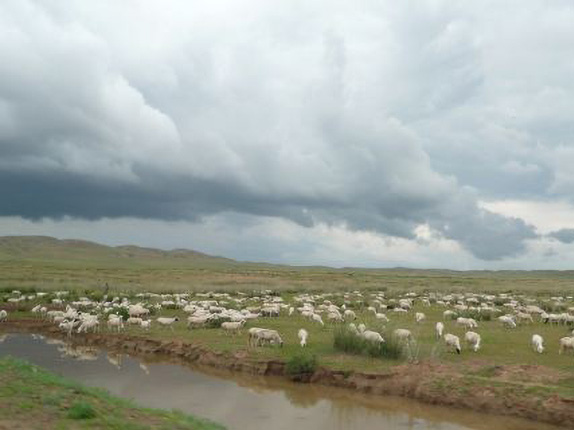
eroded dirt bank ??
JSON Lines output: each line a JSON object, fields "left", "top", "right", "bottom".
{"left": 2, "top": 319, "right": 573, "bottom": 428}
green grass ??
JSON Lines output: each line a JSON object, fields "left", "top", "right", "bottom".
{"left": 67, "top": 402, "right": 97, "bottom": 419}
{"left": 3, "top": 235, "right": 574, "bottom": 295}
{"left": 285, "top": 353, "right": 318, "bottom": 376}
{"left": 0, "top": 357, "right": 225, "bottom": 429}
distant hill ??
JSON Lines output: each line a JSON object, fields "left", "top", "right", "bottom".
{"left": 1, "top": 235, "right": 574, "bottom": 293}
{"left": 0, "top": 236, "right": 235, "bottom": 266}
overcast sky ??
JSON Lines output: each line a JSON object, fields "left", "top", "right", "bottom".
{"left": 1, "top": 0, "right": 574, "bottom": 269}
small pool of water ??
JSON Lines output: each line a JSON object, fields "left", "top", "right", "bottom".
{"left": 0, "top": 334, "right": 560, "bottom": 430}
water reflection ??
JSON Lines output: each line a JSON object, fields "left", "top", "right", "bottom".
{"left": 0, "top": 334, "right": 560, "bottom": 430}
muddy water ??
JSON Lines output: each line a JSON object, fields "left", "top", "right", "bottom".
{"left": 0, "top": 334, "right": 559, "bottom": 430}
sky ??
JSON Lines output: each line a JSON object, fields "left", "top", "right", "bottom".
{"left": 1, "top": 0, "right": 574, "bottom": 269}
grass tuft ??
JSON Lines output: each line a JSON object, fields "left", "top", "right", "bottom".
{"left": 285, "top": 353, "right": 318, "bottom": 376}
{"left": 67, "top": 402, "right": 97, "bottom": 419}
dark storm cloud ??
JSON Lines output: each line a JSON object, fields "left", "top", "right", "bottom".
{"left": 548, "top": 229, "right": 574, "bottom": 244}
{"left": 1, "top": 0, "right": 559, "bottom": 261}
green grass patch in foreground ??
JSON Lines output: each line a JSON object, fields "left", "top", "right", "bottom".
{"left": 0, "top": 357, "right": 225, "bottom": 430}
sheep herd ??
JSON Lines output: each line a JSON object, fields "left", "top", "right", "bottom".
{"left": 1, "top": 288, "right": 574, "bottom": 362}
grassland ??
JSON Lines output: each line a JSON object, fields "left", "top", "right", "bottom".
{"left": 0, "top": 356, "right": 224, "bottom": 430}
{"left": 2, "top": 235, "right": 574, "bottom": 426}
{"left": 2, "top": 235, "right": 574, "bottom": 295}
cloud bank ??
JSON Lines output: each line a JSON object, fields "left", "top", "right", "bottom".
{"left": 2, "top": 1, "right": 574, "bottom": 264}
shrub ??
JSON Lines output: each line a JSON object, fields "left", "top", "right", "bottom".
{"left": 285, "top": 353, "right": 318, "bottom": 376}
{"left": 67, "top": 402, "right": 96, "bottom": 419}
{"left": 333, "top": 328, "right": 403, "bottom": 360}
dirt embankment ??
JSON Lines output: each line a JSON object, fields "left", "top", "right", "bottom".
{"left": 2, "top": 319, "right": 573, "bottom": 428}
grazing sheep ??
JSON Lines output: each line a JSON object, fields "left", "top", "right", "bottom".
{"left": 435, "top": 322, "right": 444, "bottom": 339}
{"left": 311, "top": 313, "right": 324, "bottom": 326}
{"left": 298, "top": 328, "right": 308, "bottom": 347}
{"left": 362, "top": 330, "right": 385, "bottom": 345}
{"left": 347, "top": 323, "right": 360, "bottom": 335}
{"left": 531, "top": 334, "right": 544, "bottom": 354}
{"left": 59, "top": 319, "right": 76, "bottom": 337}
{"left": 327, "top": 312, "right": 344, "bottom": 323}
{"left": 375, "top": 313, "right": 389, "bottom": 322}
{"left": 498, "top": 315, "right": 517, "bottom": 328}
{"left": 248, "top": 327, "right": 265, "bottom": 347}
{"left": 221, "top": 320, "right": 245, "bottom": 335}
{"left": 357, "top": 323, "right": 367, "bottom": 333}
{"left": 127, "top": 317, "right": 143, "bottom": 326}
{"left": 107, "top": 316, "right": 124, "bottom": 333}
{"left": 249, "top": 328, "right": 284, "bottom": 347}
{"left": 343, "top": 310, "right": 357, "bottom": 321}
{"left": 444, "top": 333, "right": 462, "bottom": 354}
{"left": 187, "top": 315, "right": 211, "bottom": 329}
{"left": 456, "top": 317, "right": 478, "bottom": 330}
{"left": 288, "top": 307, "right": 294, "bottom": 316}
{"left": 128, "top": 304, "right": 149, "bottom": 318}
{"left": 559, "top": 337, "right": 574, "bottom": 355}
{"left": 156, "top": 317, "right": 179, "bottom": 330}
{"left": 140, "top": 320, "right": 151, "bottom": 330}
{"left": 0, "top": 310, "right": 7, "bottom": 322}
{"left": 393, "top": 328, "right": 412, "bottom": 341}
{"left": 77, "top": 318, "right": 99, "bottom": 334}
{"left": 415, "top": 312, "right": 426, "bottom": 324}
{"left": 464, "top": 331, "right": 481, "bottom": 352}
{"left": 516, "top": 312, "right": 534, "bottom": 324}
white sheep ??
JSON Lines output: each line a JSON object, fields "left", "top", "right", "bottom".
{"left": 559, "top": 337, "right": 574, "bottom": 355}
{"left": 393, "top": 328, "right": 412, "bottom": 341}
{"left": 107, "top": 316, "right": 124, "bottom": 333}
{"left": 464, "top": 331, "right": 481, "bottom": 352}
{"left": 0, "top": 310, "right": 7, "bottom": 322}
{"left": 375, "top": 313, "right": 389, "bottom": 322}
{"left": 444, "top": 333, "right": 462, "bottom": 354}
{"left": 362, "top": 330, "right": 385, "bottom": 345}
{"left": 77, "top": 318, "right": 99, "bottom": 334}
{"left": 415, "top": 312, "right": 426, "bottom": 323}
{"left": 498, "top": 315, "right": 517, "bottom": 328}
{"left": 249, "top": 328, "right": 284, "bottom": 347}
{"left": 156, "top": 316, "right": 179, "bottom": 330}
{"left": 456, "top": 317, "right": 478, "bottom": 330}
{"left": 435, "top": 322, "right": 444, "bottom": 339}
{"left": 343, "top": 310, "right": 357, "bottom": 321}
{"left": 347, "top": 323, "right": 360, "bottom": 335}
{"left": 140, "top": 320, "right": 151, "bottom": 330}
{"left": 221, "top": 320, "right": 245, "bottom": 335}
{"left": 59, "top": 319, "right": 76, "bottom": 337}
{"left": 531, "top": 334, "right": 544, "bottom": 354}
{"left": 298, "top": 328, "right": 308, "bottom": 347}
{"left": 327, "top": 312, "right": 344, "bottom": 323}
{"left": 516, "top": 312, "right": 533, "bottom": 324}
{"left": 311, "top": 313, "right": 324, "bottom": 326}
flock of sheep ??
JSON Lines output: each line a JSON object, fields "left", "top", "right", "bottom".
{"left": 2, "top": 288, "right": 574, "bottom": 359}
